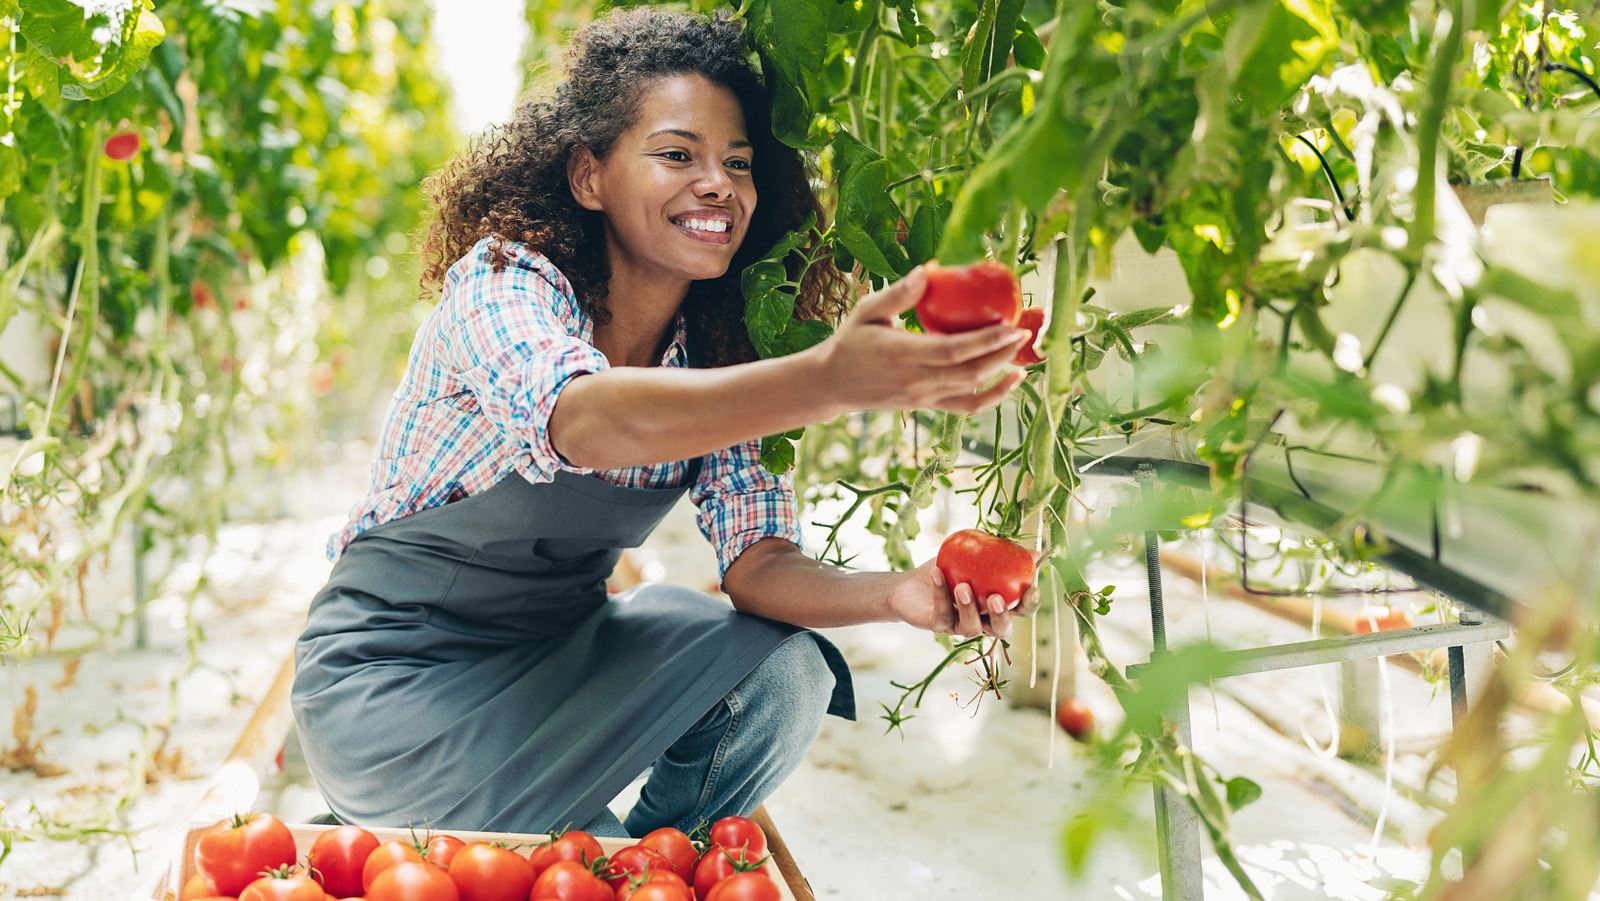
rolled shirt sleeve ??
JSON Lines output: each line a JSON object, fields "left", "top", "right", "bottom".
{"left": 693, "top": 439, "right": 804, "bottom": 579}
{"left": 440, "top": 243, "right": 611, "bottom": 475}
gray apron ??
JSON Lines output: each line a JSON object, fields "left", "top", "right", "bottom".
{"left": 291, "top": 461, "right": 855, "bottom": 834}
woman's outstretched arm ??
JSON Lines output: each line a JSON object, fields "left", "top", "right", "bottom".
{"left": 548, "top": 266, "right": 1027, "bottom": 471}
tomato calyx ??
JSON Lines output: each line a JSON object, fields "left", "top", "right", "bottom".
{"left": 715, "top": 845, "right": 772, "bottom": 874}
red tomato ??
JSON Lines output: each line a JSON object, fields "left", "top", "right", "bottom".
{"left": 446, "top": 842, "right": 533, "bottom": 901}
{"left": 636, "top": 828, "right": 697, "bottom": 883}
{"left": 1012, "top": 307, "right": 1046, "bottom": 366}
{"left": 362, "top": 841, "right": 425, "bottom": 893}
{"left": 703, "top": 873, "right": 779, "bottom": 901}
{"left": 528, "top": 842, "right": 559, "bottom": 877}
{"left": 103, "top": 130, "right": 140, "bottom": 160}
{"left": 707, "top": 818, "right": 765, "bottom": 860}
{"left": 180, "top": 872, "right": 218, "bottom": 900}
{"left": 617, "top": 868, "right": 691, "bottom": 901}
{"left": 530, "top": 860, "right": 612, "bottom": 901}
{"left": 548, "top": 831, "right": 605, "bottom": 869}
{"left": 422, "top": 834, "right": 465, "bottom": 869}
{"left": 367, "top": 860, "right": 460, "bottom": 901}
{"left": 935, "top": 529, "right": 1036, "bottom": 609}
{"left": 1054, "top": 698, "right": 1095, "bottom": 742}
{"left": 1354, "top": 605, "right": 1414, "bottom": 634}
{"left": 601, "top": 845, "right": 671, "bottom": 887}
{"left": 915, "top": 261, "right": 1022, "bottom": 335}
{"left": 194, "top": 813, "right": 299, "bottom": 896}
{"left": 623, "top": 884, "right": 691, "bottom": 901}
{"left": 240, "top": 868, "right": 328, "bottom": 901}
{"left": 691, "top": 847, "right": 766, "bottom": 901}
{"left": 307, "top": 825, "right": 380, "bottom": 898}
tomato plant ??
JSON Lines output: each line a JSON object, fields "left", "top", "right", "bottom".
{"left": 308, "top": 824, "right": 381, "bottom": 898}
{"left": 193, "top": 813, "right": 298, "bottom": 897}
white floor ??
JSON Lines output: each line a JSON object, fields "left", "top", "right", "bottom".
{"left": 0, "top": 445, "right": 1508, "bottom": 900}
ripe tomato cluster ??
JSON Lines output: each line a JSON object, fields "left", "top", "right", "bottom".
{"left": 182, "top": 812, "right": 783, "bottom": 901}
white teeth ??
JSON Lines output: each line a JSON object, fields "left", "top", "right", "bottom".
{"left": 676, "top": 218, "right": 729, "bottom": 233}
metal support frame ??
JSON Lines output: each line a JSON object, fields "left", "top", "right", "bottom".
{"left": 1124, "top": 465, "right": 1508, "bottom": 900}
{"left": 1136, "top": 465, "right": 1206, "bottom": 901}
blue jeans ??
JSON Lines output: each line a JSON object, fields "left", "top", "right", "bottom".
{"left": 577, "top": 632, "right": 835, "bottom": 839}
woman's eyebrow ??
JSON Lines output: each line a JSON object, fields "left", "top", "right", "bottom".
{"left": 645, "top": 127, "right": 752, "bottom": 150}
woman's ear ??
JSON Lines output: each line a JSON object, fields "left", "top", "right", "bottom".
{"left": 567, "top": 145, "right": 604, "bottom": 212}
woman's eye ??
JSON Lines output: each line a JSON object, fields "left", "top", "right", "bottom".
{"left": 726, "top": 158, "right": 752, "bottom": 171}
{"left": 658, "top": 151, "right": 690, "bottom": 162}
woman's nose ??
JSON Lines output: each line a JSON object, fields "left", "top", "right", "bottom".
{"left": 694, "top": 161, "right": 734, "bottom": 199}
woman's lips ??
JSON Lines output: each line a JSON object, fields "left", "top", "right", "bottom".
{"left": 670, "top": 218, "right": 733, "bottom": 245}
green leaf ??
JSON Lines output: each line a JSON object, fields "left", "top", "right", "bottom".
{"left": 744, "top": 0, "right": 828, "bottom": 148}
{"left": 1228, "top": 0, "right": 1337, "bottom": 112}
{"left": 741, "top": 213, "right": 817, "bottom": 356}
{"left": 889, "top": 0, "right": 934, "bottom": 47}
{"left": 831, "top": 131, "right": 910, "bottom": 277}
{"left": 769, "top": 317, "right": 833, "bottom": 357}
{"left": 1224, "top": 776, "right": 1263, "bottom": 811}
{"left": 23, "top": 0, "right": 165, "bottom": 102}
{"left": 1012, "top": 18, "right": 1046, "bottom": 70}
{"left": 758, "top": 433, "right": 798, "bottom": 474}
{"left": 904, "top": 201, "right": 949, "bottom": 268}
{"left": 0, "top": 143, "right": 21, "bottom": 199}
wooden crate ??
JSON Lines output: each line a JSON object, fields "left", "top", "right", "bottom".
{"left": 155, "top": 815, "right": 807, "bottom": 900}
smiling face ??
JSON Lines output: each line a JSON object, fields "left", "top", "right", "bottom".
{"left": 568, "top": 74, "right": 756, "bottom": 292}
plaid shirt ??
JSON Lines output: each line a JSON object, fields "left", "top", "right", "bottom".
{"left": 328, "top": 236, "right": 802, "bottom": 577}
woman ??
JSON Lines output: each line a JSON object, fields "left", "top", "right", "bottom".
{"left": 291, "top": 8, "right": 1031, "bottom": 840}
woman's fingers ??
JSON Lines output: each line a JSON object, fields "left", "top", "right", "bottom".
{"left": 952, "top": 582, "right": 985, "bottom": 639}
{"left": 929, "top": 370, "right": 1025, "bottom": 415}
{"left": 850, "top": 265, "right": 928, "bottom": 323}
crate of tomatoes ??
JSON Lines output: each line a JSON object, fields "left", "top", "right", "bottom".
{"left": 158, "top": 812, "right": 798, "bottom": 901}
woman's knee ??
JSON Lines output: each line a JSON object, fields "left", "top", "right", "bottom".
{"left": 735, "top": 632, "right": 834, "bottom": 717}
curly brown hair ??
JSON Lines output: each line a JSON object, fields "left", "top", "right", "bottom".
{"left": 416, "top": 8, "right": 848, "bottom": 368}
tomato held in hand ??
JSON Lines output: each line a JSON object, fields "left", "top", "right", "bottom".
{"left": 194, "top": 812, "right": 299, "bottom": 896}
{"left": 363, "top": 840, "right": 426, "bottom": 893}
{"left": 637, "top": 827, "right": 697, "bottom": 883}
{"left": 914, "top": 261, "right": 1022, "bottom": 335}
{"left": 240, "top": 866, "right": 329, "bottom": 901}
{"left": 530, "top": 860, "right": 612, "bottom": 901}
{"left": 307, "top": 824, "right": 381, "bottom": 898}
{"left": 707, "top": 817, "right": 766, "bottom": 860}
{"left": 703, "top": 872, "right": 780, "bottom": 901}
{"left": 1353, "top": 605, "right": 1414, "bottom": 634}
{"left": 368, "top": 860, "right": 460, "bottom": 901}
{"left": 1012, "top": 307, "right": 1046, "bottom": 366}
{"left": 935, "top": 529, "right": 1036, "bottom": 609}
{"left": 103, "top": 131, "right": 141, "bottom": 160}
{"left": 1055, "top": 697, "right": 1095, "bottom": 742}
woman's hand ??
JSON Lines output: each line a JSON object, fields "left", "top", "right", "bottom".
{"left": 886, "top": 558, "right": 1040, "bottom": 640}
{"left": 816, "top": 265, "right": 1028, "bottom": 416}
